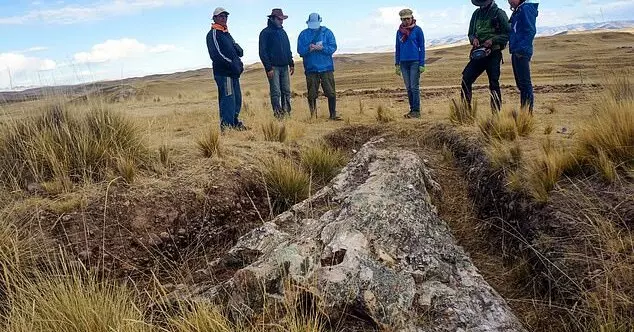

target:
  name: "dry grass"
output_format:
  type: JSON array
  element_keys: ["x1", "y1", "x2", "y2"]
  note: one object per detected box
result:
[
  {"x1": 478, "y1": 111, "x2": 518, "y2": 141},
  {"x1": 486, "y1": 141, "x2": 522, "y2": 170},
  {"x1": 300, "y1": 144, "x2": 347, "y2": 185},
  {"x1": 168, "y1": 303, "x2": 235, "y2": 332},
  {"x1": 513, "y1": 108, "x2": 535, "y2": 137},
  {"x1": 523, "y1": 140, "x2": 577, "y2": 202},
  {"x1": 449, "y1": 98, "x2": 477, "y2": 125},
  {"x1": 262, "y1": 120, "x2": 287, "y2": 142},
  {"x1": 0, "y1": 102, "x2": 149, "y2": 190},
  {"x1": 196, "y1": 127, "x2": 221, "y2": 158},
  {"x1": 376, "y1": 104, "x2": 395, "y2": 123},
  {"x1": 3, "y1": 262, "x2": 149, "y2": 332},
  {"x1": 261, "y1": 156, "x2": 310, "y2": 213}
]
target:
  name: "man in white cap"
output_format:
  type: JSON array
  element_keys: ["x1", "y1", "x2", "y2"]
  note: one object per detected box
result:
[
  {"x1": 297, "y1": 13, "x2": 341, "y2": 120},
  {"x1": 206, "y1": 7, "x2": 246, "y2": 131}
]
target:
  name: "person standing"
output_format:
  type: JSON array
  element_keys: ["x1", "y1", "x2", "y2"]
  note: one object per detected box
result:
[
  {"x1": 395, "y1": 8, "x2": 426, "y2": 119},
  {"x1": 509, "y1": 0, "x2": 538, "y2": 113},
  {"x1": 461, "y1": 0, "x2": 510, "y2": 113},
  {"x1": 206, "y1": 7, "x2": 246, "y2": 131},
  {"x1": 297, "y1": 13, "x2": 341, "y2": 120},
  {"x1": 259, "y1": 8, "x2": 295, "y2": 118}
]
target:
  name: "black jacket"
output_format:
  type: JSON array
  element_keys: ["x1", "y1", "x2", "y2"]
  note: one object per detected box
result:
[
  {"x1": 258, "y1": 20, "x2": 294, "y2": 72},
  {"x1": 206, "y1": 27, "x2": 244, "y2": 78}
]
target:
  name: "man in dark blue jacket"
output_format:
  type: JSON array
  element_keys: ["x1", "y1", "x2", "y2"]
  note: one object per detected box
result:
[
  {"x1": 297, "y1": 13, "x2": 341, "y2": 120},
  {"x1": 259, "y1": 8, "x2": 295, "y2": 118},
  {"x1": 509, "y1": 0, "x2": 538, "y2": 113},
  {"x1": 395, "y1": 8, "x2": 426, "y2": 119},
  {"x1": 206, "y1": 7, "x2": 245, "y2": 131}
]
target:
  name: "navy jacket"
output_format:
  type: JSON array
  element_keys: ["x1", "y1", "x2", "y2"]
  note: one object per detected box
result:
[
  {"x1": 297, "y1": 27, "x2": 337, "y2": 73},
  {"x1": 259, "y1": 20, "x2": 294, "y2": 72},
  {"x1": 206, "y1": 27, "x2": 244, "y2": 78},
  {"x1": 395, "y1": 25, "x2": 425, "y2": 66},
  {"x1": 509, "y1": 2, "x2": 539, "y2": 57}
]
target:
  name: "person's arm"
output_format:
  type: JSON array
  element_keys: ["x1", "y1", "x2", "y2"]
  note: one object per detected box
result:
[
  {"x1": 258, "y1": 30, "x2": 273, "y2": 72},
  {"x1": 297, "y1": 30, "x2": 311, "y2": 57},
  {"x1": 418, "y1": 27, "x2": 425, "y2": 67},
  {"x1": 493, "y1": 9, "x2": 510, "y2": 47},
  {"x1": 209, "y1": 30, "x2": 233, "y2": 66},
  {"x1": 322, "y1": 29, "x2": 337, "y2": 55}
]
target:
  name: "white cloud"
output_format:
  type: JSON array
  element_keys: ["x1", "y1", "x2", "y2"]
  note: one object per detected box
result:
[
  {"x1": 0, "y1": 0, "x2": 212, "y2": 24},
  {"x1": 0, "y1": 52, "x2": 56, "y2": 72},
  {"x1": 73, "y1": 38, "x2": 178, "y2": 63}
]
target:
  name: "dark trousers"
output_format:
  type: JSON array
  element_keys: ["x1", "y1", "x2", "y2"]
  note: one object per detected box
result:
[
  {"x1": 306, "y1": 71, "x2": 337, "y2": 118},
  {"x1": 214, "y1": 75, "x2": 242, "y2": 129},
  {"x1": 268, "y1": 66, "x2": 291, "y2": 117},
  {"x1": 512, "y1": 53, "x2": 534, "y2": 112},
  {"x1": 461, "y1": 50, "x2": 503, "y2": 112}
]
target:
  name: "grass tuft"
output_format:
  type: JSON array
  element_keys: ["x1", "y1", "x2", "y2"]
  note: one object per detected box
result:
[
  {"x1": 196, "y1": 127, "x2": 221, "y2": 158},
  {"x1": 376, "y1": 105, "x2": 395, "y2": 123},
  {"x1": 261, "y1": 157, "x2": 310, "y2": 214},
  {"x1": 449, "y1": 98, "x2": 477, "y2": 125},
  {"x1": 300, "y1": 144, "x2": 347, "y2": 184},
  {"x1": 262, "y1": 120, "x2": 287, "y2": 142}
]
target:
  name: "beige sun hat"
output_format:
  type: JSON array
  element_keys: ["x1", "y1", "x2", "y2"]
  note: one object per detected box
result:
[{"x1": 399, "y1": 9, "x2": 413, "y2": 19}]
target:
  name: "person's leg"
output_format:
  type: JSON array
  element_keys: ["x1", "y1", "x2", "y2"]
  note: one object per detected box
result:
[
  {"x1": 269, "y1": 67, "x2": 282, "y2": 117},
  {"x1": 409, "y1": 62, "x2": 421, "y2": 115},
  {"x1": 486, "y1": 50, "x2": 503, "y2": 113},
  {"x1": 513, "y1": 53, "x2": 534, "y2": 113},
  {"x1": 214, "y1": 75, "x2": 236, "y2": 130},
  {"x1": 306, "y1": 72, "x2": 320, "y2": 117},
  {"x1": 400, "y1": 61, "x2": 414, "y2": 113},
  {"x1": 279, "y1": 66, "x2": 292, "y2": 115},
  {"x1": 461, "y1": 59, "x2": 486, "y2": 109},
  {"x1": 233, "y1": 77, "x2": 245, "y2": 128},
  {"x1": 321, "y1": 71, "x2": 340, "y2": 120}
]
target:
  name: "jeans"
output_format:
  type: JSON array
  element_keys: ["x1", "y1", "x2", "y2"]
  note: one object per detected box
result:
[
  {"x1": 268, "y1": 66, "x2": 292, "y2": 117},
  {"x1": 512, "y1": 53, "x2": 534, "y2": 112},
  {"x1": 400, "y1": 61, "x2": 421, "y2": 113},
  {"x1": 214, "y1": 75, "x2": 242, "y2": 129},
  {"x1": 461, "y1": 50, "x2": 503, "y2": 112}
]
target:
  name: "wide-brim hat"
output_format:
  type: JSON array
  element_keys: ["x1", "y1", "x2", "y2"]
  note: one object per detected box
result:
[
  {"x1": 471, "y1": 0, "x2": 493, "y2": 6},
  {"x1": 268, "y1": 8, "x2": 288, "y2": 20},
  {"x1": 212, "y1": 7, "x2": 229, "y2": 17}
]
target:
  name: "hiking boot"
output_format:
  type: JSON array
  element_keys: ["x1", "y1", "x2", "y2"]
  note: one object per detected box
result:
[
  {"x1": 329, "y1": 116, "x2": 343, "y2": 121},
  {"x1": 404, "y1": 111, "x2": 421, "y2": 119}
]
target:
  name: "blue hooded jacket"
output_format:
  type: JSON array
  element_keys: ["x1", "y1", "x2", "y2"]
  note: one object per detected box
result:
[
  {"x1": 297, "y1": 26, "x2": 337, "y2": 74},
  {"x1": 395, "y1": 25, "x2": 425, "y2": 66},
  {"x1": 509, "y1": 2, "x2": 539, "y2": 57}
]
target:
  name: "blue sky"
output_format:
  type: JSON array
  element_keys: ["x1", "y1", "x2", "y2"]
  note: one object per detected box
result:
[{"x1": 0, "y1": 0, "x2": 633, "y2": 90}]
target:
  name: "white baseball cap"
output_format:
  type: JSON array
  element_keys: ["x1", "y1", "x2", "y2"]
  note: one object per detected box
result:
[{"x1": 212, "y1": 7, "x2": 229, "y2": 17}]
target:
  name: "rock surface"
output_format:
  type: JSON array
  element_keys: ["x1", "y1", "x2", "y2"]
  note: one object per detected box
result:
[{"x1": 194, "y1": 138, "x2": 527, "y2": 331}]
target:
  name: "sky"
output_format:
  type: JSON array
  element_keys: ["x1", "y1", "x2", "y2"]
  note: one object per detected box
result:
[{"x1": 0, "y1": 0, "x2": 633, "y2": 90}]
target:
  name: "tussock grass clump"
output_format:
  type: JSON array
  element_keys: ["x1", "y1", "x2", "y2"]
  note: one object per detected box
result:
[
  {"x1": 159, "y1": 144, "x2": 171, "y2": 168},
  {"x1": 3, "y1": 263, "x2": 149, "y2": 332},
  {"x1": 576, "y1": 99, "x2": 634, "y2": 181},
  {"x1": 376, "y1": 105, "x2": 395, "y2": 123},
  {"x1": 262, "y1": 120, "x2": 287, "y2": 142},
  {"x1": 261, "y1": 157, "x2": 310, "y2": 213},
  {"x1": 512, "y1": 108, "x2": 535, "y2": 137},
  {"x1": 486, "y1": 141, "x2": 522, "y2": 170},
  {"x1": 478, "y1": 111, "x2": 518, "y2": 141},
  {"x1": 0, "y1": 103, "x2": 149, "y2": 190},
  {"x1": 300, "y1": 145, "x2": 347, "y2": 185},
  {"x1": 524, "y1": 142, "x2": 577, "y2": 202},
  {"x1": 197, "y1": 127, "x2": 221, "y2": 158},
  {"x1": 0, "y1": 216, "x2": 36, "y2": 273},
  {"x1": 449, "y1": 98, "x2": 477, "y2": 125},
  {"x1": 169, "y1": 303, "x2": 235, "y2": 332}
]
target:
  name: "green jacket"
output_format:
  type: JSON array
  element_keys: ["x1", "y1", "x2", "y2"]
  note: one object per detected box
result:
[{"x1": 468, "y1": 3, "x2": 510, "y2": 50}]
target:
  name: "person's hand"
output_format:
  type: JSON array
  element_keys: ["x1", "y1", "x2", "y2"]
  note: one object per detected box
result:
[
  {"x1": 315, "y1": 44, "x2": 323, "y2": 51},
  {"x1": 290, "y1": 66, "x2": 295, "y2": 76},
  {"x1": 395, "y1": 65, "x2": 401, "y2": 76},
  {"x1": 472, "y1": 38, "x2": 480, "y2": 48},
  {"x1": 309, "y1": 44, "x2": 316, "y2": 52},
  {"x1": 266, "y1": 70, "x2": 274, "y2": 79},
  {"x1": 483, "y1": 39, "x2": 493, "y2": 48},
  {"x1": 419, "y1": 66, "x2": 426, "y2": 73}
]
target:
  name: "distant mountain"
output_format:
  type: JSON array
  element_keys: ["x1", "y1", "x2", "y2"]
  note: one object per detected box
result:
[{"x1": 536, "y1": 20, "x2": 634, "y2": 36}]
